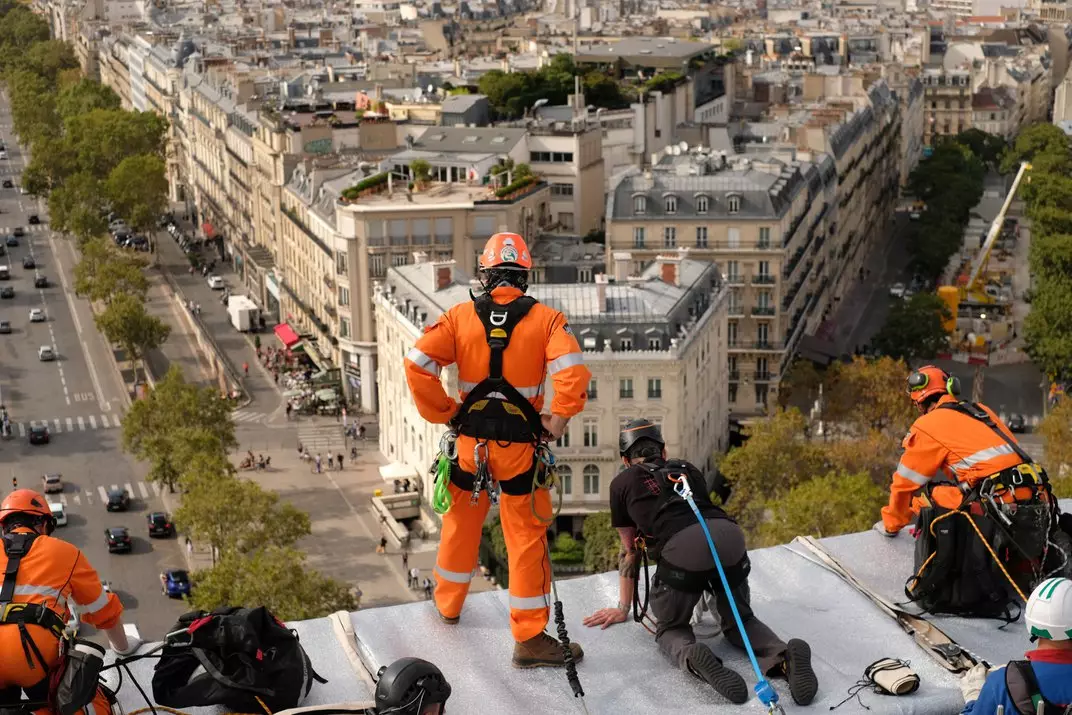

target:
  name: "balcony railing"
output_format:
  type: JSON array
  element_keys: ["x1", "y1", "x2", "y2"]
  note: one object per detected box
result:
[
  {"x1": 725, "y1": 274, "x2": 744, "y2": 285},
  {"x1": 753, "y1": 371, "x2": 773, "y2": 381},
  {"x1": 282, "y1": 207, "x2": 332, "y2": 258},
  {"x1": 752, "y1": 274, "x2": 776, "y2": 285},
  {"x1": 728, "y1": 370, "x2": 740, "y2": 381},
  {"x1": 727, "y1": 304, "x2": 745, "y2": 317},
  {"x1": 752, "y1": 306, "x2": 776, "y2": 316}
]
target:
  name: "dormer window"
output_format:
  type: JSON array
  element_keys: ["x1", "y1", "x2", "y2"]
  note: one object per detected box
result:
[
  {"x1": 633, "y1": 195, "x2": 647, "y2": 215},
  {"x1": 727, "y1": 193, "x2": 741, "y2": 214},
  {"x1": 664, "y1": 194, "x2": 678, "y2": 214},
  {"x1": 696, "y1": 194, "x2": 710, "y2": 214}
]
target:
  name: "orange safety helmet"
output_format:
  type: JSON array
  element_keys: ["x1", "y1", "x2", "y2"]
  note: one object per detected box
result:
[
  {"x1": 906, "y1": 364, "x2": 959, "y2": 404},
  {"x1": 479, "y1": 232, "x2": 532, "y2": 271},
  {"x1": 0, "y1": 489, "x2": 54, "y2": 527}
]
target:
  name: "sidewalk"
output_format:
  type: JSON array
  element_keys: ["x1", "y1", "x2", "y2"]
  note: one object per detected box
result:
[
  {"x1": 143, "y1": 271, "x2": 216, "y2": 387},
  {"x1": 154, "y1": 230, "x2": 280, "y2": 417}
]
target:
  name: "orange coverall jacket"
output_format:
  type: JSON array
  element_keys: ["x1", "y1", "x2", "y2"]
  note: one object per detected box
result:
[
  {"x1": 404, "y1": 285, "x2": 590, "y2": 477},
  {"x1": 1, "y1": 527, "x2": 123, "y2": 702},
  {"x1": 881, "y1": 394, "x2": 1030, "y2": 533}
]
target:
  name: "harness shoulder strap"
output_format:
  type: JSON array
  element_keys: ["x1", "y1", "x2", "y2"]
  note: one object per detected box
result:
[
  {"x1": 939, "y1": 401, "x2": 1035, "y2": 464},
  {"x1": 1005, "y1": 660, "x2": 1067, "y2": 715},
  {"x1": 473, "y1": 294, "x2": 537, "y2": 381},
  {"x1": 1, "y1": 533, "x2": 38, "y2": 606}
]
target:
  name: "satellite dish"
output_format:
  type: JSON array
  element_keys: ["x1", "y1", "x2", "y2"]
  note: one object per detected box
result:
[
  {"x1": 679, "y1": 141, "x2": 688, "y2": 152},
  {"x1": 663, "y1": 146, "x2": 673, "y2": 156},
  {"x1": 427, "y1": 84, "x2": 434, "y2": 93},
  {"x1": 672, "y1": 146, "x2": 681, "y2": 156}
]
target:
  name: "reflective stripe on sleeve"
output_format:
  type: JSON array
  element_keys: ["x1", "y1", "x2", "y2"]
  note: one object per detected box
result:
[
  {"x1": 406, "y1": 348, "x2": 440, "y2": 376},
  {"x1": 76, "y1": 588, "x2": 111, "y2": 615},
  {"x1": 458, "y1": 379, "x2": 541, "y2": 398},
  {"x1": 896, "y1": 462, "x2": 932, "y2": 486},
  {"x1": 13, "y1": 584, "x2": 62, "y2": 600},
  {"x1": 950, "y1": 444, "x2": 1017, "y2": 474},
  {"x1": 547, "y1": 352, "x2": 584, "y2": 375},
  {"x1": 434, "y1": 564, "x2": 473, "y2": 584},
  {"x1": 510, "y1": 593, "x2": 551, "y2": 611}
]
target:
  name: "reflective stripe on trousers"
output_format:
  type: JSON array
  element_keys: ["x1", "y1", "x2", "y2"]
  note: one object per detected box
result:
[
  {"x1": 510, "y1": 593, "x2": 550, "y2": 610},
  {"x1": 434, "y1": 565, "x2": 473, "y2": 585}
]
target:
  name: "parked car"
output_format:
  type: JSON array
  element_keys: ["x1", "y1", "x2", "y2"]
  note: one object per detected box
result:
[
  {"x1": 42, "y1": 473, "x2": 63, "y2": 493},
  {"x1": 1, "y1": 180, "x2": 12, "y2": 189},
  {"x1": 106, "y1": 488, "x2": 131, "y2": 511},
  {"x1": 147, "y1": 511, "x2": 175, "y2": 538},
  {"x1": 105, "y1": 527, "x2": 132, "y2": 553},
  {"x1": 160, "y1": 569, "x2": 191, "y2": 598},
  {"x1": 37, "y1": 346, "x2": 54, "y2": 362},
  {"x1": 49, "y1": 502, "x2": 67, "y2": 527},
  {"x1": 207, "y1": 275, "x2": 225, "y2": 290},
  {"x1": 28, "y1": 424, "x2": 49, "y2": 445},
  {"x1": 1007, "y1": 413, "x2": 1026, "y2": 433},
  {"x1": 0, "y1": 320, "x2": 10, "y2": 334},
  {"x1": 28, "y1": 215, "x2": 39, "y2": 225},
  {"x1": 29, "y1": 308, "x2": 45, "y2": 322},
  {"x1": 888, "y1": 282, "x2": 906, "y2": 299}
]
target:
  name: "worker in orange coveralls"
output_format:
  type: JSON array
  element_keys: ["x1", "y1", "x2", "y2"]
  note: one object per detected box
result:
[
  {"x1": 0, "y1": 489, "x2": 141, "y2": 715},
  {"x1": 405, "y1": 232, "x2": 591, "y2": 669}
]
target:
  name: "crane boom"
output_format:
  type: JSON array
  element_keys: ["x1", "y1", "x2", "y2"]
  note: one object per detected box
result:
[{"x1": 966, "y1": 161, "x2": 1030, "y2": 290}]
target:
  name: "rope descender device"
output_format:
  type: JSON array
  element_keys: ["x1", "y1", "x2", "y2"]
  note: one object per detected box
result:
[
  {"x1": 472, "y1": 440, "x2": 500, "y2": 507},
  {"x1": 672, "y1": 477, "x2": 784, "y2": 713}
]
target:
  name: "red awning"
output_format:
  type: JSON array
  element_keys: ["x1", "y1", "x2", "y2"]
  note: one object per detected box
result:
[
  {"x1": 202, "y1": 222, "x2": 216, "y2": 238},
  {"x1": 274, "y1": 323, "x2": 301, "y2": 348}
]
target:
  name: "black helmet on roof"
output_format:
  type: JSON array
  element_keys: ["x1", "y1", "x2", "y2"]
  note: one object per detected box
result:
[
  {"x1": 619, "y1": 418, "x2": 665, "y2": 458},
  {"x1": 375, "y1": 657, "x2": 451, "y2": 714}
]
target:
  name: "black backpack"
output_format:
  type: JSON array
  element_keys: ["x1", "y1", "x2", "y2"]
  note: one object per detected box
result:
[
  {"x1": 152, "y1": 606, "x2": 326, "y2": 714},
  {"x1": 1005, "y1": 660, "x2": 1071, "y2": 715}
]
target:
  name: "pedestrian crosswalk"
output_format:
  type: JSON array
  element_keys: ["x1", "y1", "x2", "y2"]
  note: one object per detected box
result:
[
  {"x1": 233, "y1": 408, "x2": 270, "y2": 424},
  {"x1": 0, "y1": 224, "x2": 48, "y2": 233},
  {"x1": 297, "y1": 422, "x2": 346, "y2": 451},
  {"x1": 997, "y1": 412, "x2": 1042, "y2": 428},
  {"x1": 13, "y1": 413, "x2": 123, "y2": 437},
  {"x1": 51, "y1": 481, "x2": 162, "y2": 507}
]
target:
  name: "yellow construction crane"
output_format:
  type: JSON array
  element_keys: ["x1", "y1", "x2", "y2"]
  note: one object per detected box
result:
[{"x1": 958, "y1": 161, "x2": 1031, "y2": 305}]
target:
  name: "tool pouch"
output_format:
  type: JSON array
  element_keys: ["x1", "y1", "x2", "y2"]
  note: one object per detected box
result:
[
  {"x1": 864, "y1": 658, "x2": 920, "y2": 696},
  {"x1": 50, "y1": 639, "x2": 107, "y2": 715}
]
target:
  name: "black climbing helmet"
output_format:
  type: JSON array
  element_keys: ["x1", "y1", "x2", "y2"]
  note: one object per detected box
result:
[
  {"x1": 375, "y1": 657, "x2": 452, "y2": 714},
  {"x1": 619, "y1": 418, "x2": 665, "y2": 458}
]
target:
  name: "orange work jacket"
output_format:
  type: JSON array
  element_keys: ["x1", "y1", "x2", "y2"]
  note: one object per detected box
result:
[
  {"x1": 881, "y1": 394, "x2": 1032, "y2": 533},
  {"x1": 405, "y1": 286, "x2": 590, "y2": 478},
  {"x1": 0, "y1": 527, "x2": 124, "y2": 687}
]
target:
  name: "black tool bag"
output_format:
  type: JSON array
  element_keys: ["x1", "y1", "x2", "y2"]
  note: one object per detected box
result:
[
  {"x1": 906, "y1": 503, "x2": 1022, "y2": 621},
  {"x1": 152, "y1": 606, "x2": 326, "y2": 714},
  {"x1": 51, "y1": 640, "x2": 114, "y2": 715}
]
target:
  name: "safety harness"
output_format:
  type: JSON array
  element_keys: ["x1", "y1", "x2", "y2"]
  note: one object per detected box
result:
[
  {"x1": 905, "y1": 401, "x2": 1063, "y2": 620},
  {"x1": 1, "y1": 532, "x2": 68, "y2": 670},
  {"x1": 1004, "y1": 660, "x2": 1071, "y2": 715}
]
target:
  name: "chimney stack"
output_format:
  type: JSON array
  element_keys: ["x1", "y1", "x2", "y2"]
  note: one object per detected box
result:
[
  {"x1": 412, "y1": 251, "x2": 429, "y2": 264},
  {"x1": 595, "y1": 273, "x2": 609, "y2": 313},
  {"x1": 613, "y1": 251, "x2": 632, "y2": 281},
  {"x1": 658, "y1": 254, "x2": 682, "y2": 286},
  {"x1": 433, "y1": 261, "x2": 454, "y2": 291}
]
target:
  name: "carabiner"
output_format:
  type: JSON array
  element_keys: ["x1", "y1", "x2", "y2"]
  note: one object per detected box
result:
[
  {"x1": 439, "y1": 429, "x2": 458, "y2": 461},
  {"x1": 673, "y1": 478, "x2": 693, "y2": 499},
  {"x1": 164, "y1": 628, "x2": 193, "y2": 647},
  {"x1": 768, "y1": 704, "x2": 787, "y2": 715}
]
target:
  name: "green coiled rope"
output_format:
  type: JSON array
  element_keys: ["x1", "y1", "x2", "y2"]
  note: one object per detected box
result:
[{"x1": 432, "y1": 452, "x2": 453, "y2": 515}]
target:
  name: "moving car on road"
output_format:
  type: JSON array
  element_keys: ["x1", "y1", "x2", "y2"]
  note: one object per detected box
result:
[
  {"x1": 29, "y1": 308, "x2": 45, "y2": 322},
  {"x1": 22, "y1": 255, "x2": 34, "y2": 269},
  {"x1": 1, "y1": 180, "x2": 11, "y2": 189},
  {"x1": 4, "y1": 235, "x2": 16, "y2": 247},
  {"x1": 0, "y1": 320, "x2": 10, "y2": 334},
  {"x1": 33, "y1": 274, "x2": 46, "y2": 288},
  {"x1": 28, "y1": 215, "x2": 39, "y2": 225},
  {"x1": 147, "y1": 511, "x2": 175, "y2": 538},
  {"x1": 0, "y1": 286, "x2": 14, "y2": 299},
  {"x1": 49, "y1": 501, "x2": 67, "y2": 527},
  {"x1": 889, "y1": 282, "x2": 906, "y2": 299},
  {"x1": 1008, "y1": 413, "x2": 1026, "y2": 433},
  {"x1": 12, "y1": 227, "x2": 24, "y2": 238},
  {"x1": 37, "y1": 346, "x2": 55, "y2": 362},
  {"x1": 28, "y1": 424, "x2": 49, "y2": 445},
  {"x1": 105, "y1": 526, "x2": 132, "y2": 553},
  {"x1": 160, "y1": 569, "x2": 191, "y2": 598},
  {"x1": 106, "y1": 487, "x2": 131, "y2": 511},
  {"x1": 42, "y1": 473, "x2": 63, "y2": 493},
  {"x1": 207, "y1": 275, "x2": 225, "y2": 290}
]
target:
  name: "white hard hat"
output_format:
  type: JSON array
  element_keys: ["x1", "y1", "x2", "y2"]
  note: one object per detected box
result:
[{"x1": 1025, "y1": 577, "x2": 1072, "y2": 641}]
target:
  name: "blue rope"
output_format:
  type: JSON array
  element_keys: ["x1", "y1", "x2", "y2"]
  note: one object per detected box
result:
[{"x1": 673, "y1": 479, "x2": 782, "y2": 712}]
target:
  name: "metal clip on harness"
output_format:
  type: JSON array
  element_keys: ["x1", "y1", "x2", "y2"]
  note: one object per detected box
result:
[
  {"x1": 472, "y1": 441, "x2": 500, "y2": 507},
  {"x1": 671, "y1": 476, "x2": 784, "y2": 713},
  {"x1": 431, "y1": 430, "x2": 458, "y2": 515}
]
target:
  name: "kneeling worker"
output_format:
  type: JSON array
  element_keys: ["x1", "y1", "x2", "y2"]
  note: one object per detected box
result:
[
  {"x1": 0, "y1": 490, "x2": 141, "y2": 714},
  {"x1": 961, "y1": 577, "x2": 1072, "y2": 713},
  {"x1": 583, "y1": 419, "x2": 818, "y2": 706}
]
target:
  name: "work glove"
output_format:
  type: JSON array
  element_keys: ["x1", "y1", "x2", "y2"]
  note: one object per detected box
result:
[
  {"x1": 958, "y1": 663, "x2": 990, "y2": 704},
  {"x1": 873, "y1": 521, "x2": 898, "y2": 538},
  {"x1": 112, "y1": 635, "x2": 143, "y2": 657}
]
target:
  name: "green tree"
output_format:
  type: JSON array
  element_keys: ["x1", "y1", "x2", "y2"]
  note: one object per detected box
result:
[
  {"x1": 94, "y1": 293, "x2": 170, "y2": 386},
  {"x1": 1002, "y1": 123, "x2": 1071, "y2": 173},
  {"x1": 549, "y1": 532, "x2": 584, "y2": 564},
  {"x1": 189, "y1": 546, "x2": 357, "y2": 620},
  {"x1": 581, "y1": 511, "x2": 620, "y2": 574},
  {"x1": 0, "y1": 7, "x2": 49, "y2": 54},
  {"x1": 871, "y1": 293, "x2": 952, "y2": 363},
  {"x1": 49, "y1": 173, "x2": 109, "y2": 242},
  {"x1": 17, "y1": 40, "x2": 78, "y2": 83},
  {"x1": 122, "y1": 365, "x2": 239, "y2": 490},
  {"x1": 1029, "y1": 232, "x2": 1072, "y2": 282},
  {"x1": 74, "y1": 237, "x2": 149, "y2": 304},
  {"x1": 954, "y1": 128, "x2": 1005, "y2": 167},
  {"x1": 409, "y1": 158, "x2": 431, "y2": 184},
  {"x1": 106, "y1": 154, "x2": 169, "y2": 233},
  {"x1": 56, "y1": 79, "x2": 121, "y2": 119},
  {"x1": 176, "y1": 471, "x2": 311, "y2": 558},
  {"x1": 6, "y1": 69, "x2": 59, "y2": 143},
  {"x1": 1038, "y1": 401, "x2": 1072, "y2": 498},
  {"x1": 1024, "y1": 277, "x2": 1072, "y2": 380},
  {"x1": 822, "y1": 356, "x2": 918, "y2": 436},
  {"x1": 777, "y1": 359, "x2": 823, "y2": 410},
  {"x1": 756, "y1": 471, "x2": 889, "y2": 547},
  {"x1": 64, "y1": 109, "x2": 168, "y2": 179}
]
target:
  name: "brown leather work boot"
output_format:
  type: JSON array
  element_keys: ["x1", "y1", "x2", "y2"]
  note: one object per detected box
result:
[
  {"x1": 435, "y1": 607, "x2": 459, "y2": 625},
  {"x1": 512, "y1": 632, "x2": 584, "y2": 669}
]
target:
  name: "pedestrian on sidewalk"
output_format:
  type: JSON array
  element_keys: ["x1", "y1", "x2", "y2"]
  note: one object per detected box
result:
[
  {"x1": 409, "y1": 567, "x2": 419, "y2": 589},
  {"x1": 377, "y1": 535, "x2": 387, "y2": 554},
  {"x1": 314, "y1": 453, "x2": 322, "y2": 474},
  {"x1": 351, "y1": 446, "x2": 358, "y2": 463},
  {"x1": 185, "y1": 537, "x2": 193, "y2": 555},
  {"x1": 336, "y1": 453, "x2": 344, "y2": 471},
  {"x1": 11, "y1": 477, "x2": 16, "y2": 491},
  {"x1": 286, "y1": 403, "x2": 293, "y2": 421},
  {"x1": 402, "y1": 551, "x2": 409, "y2": 570},
  {"x1": 273, "y1": 370, "x2": 279, "y2": 385},
  {"x1": 422, "y1": 578, "x2": 432, "y2": 600},
  {"x1": 326, "y1": 455, "x2": 334, "y2": 471},
  {"x1": 358, "y1": 424, "x2": 366, "y2": 441},
  {"x1": 243, "y1": 361, "x2": 249, "y2": 376}
]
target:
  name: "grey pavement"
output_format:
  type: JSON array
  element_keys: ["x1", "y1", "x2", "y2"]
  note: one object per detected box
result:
[
  {"x1": 143, "y1": 271, "x2": 215, "y2": 389},
  {"x1": 0, "y1": 92, "x2": 188, "y2": 643},
  {"x1": 154, "y1": 230, "x2": 283, "y2": 424}
]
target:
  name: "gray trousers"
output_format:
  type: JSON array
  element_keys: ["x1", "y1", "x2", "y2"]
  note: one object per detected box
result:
[{"x1": 649, "y1": 519, "x2": 788, "y2": 675}]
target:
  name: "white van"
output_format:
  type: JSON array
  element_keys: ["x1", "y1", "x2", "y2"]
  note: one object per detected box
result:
[
  {"x1": 49, "y1": 502, "x2": 67, "y2": 527},
  {"x1": 0, "y1": 266, "x2": 9, "y2": 280}
]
